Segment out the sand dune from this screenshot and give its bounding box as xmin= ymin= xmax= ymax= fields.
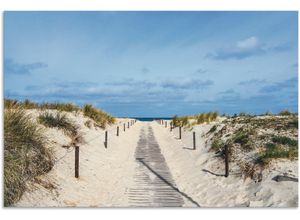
xmin=16 ymin=112 xmax=298 ymax=207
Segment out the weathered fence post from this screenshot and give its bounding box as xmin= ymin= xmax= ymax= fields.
xmin=117 ymin=126 xmax=119 ymax=136
xmin=75 ymin=146 xmax=79 ymax=178
xmin=165 ymin=121 xmax=167 ymax=128
xmin=225 ymin=144 xmax=229 ymax=177
xmin=128 ymin=122 xmax=130 ymax=128
xmin=179 ymin=126 xmax=182 ymax=139
xmin=104 ymin=131 xmax=108 ymax=148
xmin=193 ymin=132 xmax=196 ymax=150
xmin=170 ymin=122 xmax=173 ymax=132
xmin=124 ymin=123 xmax=126 ymax=132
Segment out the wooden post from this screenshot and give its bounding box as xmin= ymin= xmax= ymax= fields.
xmin=75 ymin=146 xmax=79 ymax=178
xmin=117 ymin=126 xmax=119 ymax=136
xmin=165 ymin=121 xmax=167 ymax=128
xmin=104 ymin=131 xmax=108 ymax=148
xmin=128 ymin=122 xmax=129 ymax=128
xmin=179 ymin=126 xmax=182 ymax=139
xmin=225 ymin=144 xmax=229 ymax=177
xmin=193 ymin=132 xmax=196 ymax=150
xmin=123 ymin=123 xmax=126 ymax=132
xmin=170 ymin=122 xmax=172 ymax=132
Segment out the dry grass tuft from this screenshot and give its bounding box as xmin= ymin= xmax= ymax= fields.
xmin=172 ymin=112 xmax=219 ymax=128
xmin=4 ymin=107 xmax=54 ymax=206
xmin=38 ymin=112 xmax=78 ymax=137
xmin=83 ymin=104 xmax=115 ymax=128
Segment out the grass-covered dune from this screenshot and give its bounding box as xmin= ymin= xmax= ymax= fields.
xmin=4 ymin=99 xmax=116 ymax=206
xmin=4 ymin=107 xmax=54 ymax=206
xmin=172 ymin=112 xmax=219 ymax=128
xmin=208 ymin=114 xmax=298 ymax=181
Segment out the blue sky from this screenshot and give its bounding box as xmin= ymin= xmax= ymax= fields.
xmin=4 ymin=11 xmax=298 ymax=117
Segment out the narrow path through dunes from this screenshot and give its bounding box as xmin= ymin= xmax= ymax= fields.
xmin=128 ymin=123 xmax=199 ymax=207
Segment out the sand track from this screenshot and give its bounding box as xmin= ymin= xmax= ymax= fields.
xmin=128 ymin=124 xmax=188 ymax=207
xmin=15 ymin=115 xmax=297 ymax=207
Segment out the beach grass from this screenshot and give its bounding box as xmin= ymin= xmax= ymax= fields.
xmin=38 ymin=112 xmax=78 ymax=137
xmin=4 ymin=107 xmax=54 ymax=206
xmin=83 ymin=104 xmax=115 ymax=128
xmin=4 ymin=99 xmax=81 ymax=112
xmin=172 ymin=112 xmax=219 ymax=128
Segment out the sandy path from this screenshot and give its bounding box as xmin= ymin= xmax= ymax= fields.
xmin=127 ymin=123 xmax=198 ymax=207
xmin=17 ymin=120 xmax=199 ymax=207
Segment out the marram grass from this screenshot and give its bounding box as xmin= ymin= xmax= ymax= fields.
xmin=4 ymin=107 xmax=54 ymax=206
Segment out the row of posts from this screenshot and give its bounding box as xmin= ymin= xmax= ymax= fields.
xmin=159 ymin=119 xmax=229 ymax=177
xmin=75 ymin=119 xmax=137 ymax=178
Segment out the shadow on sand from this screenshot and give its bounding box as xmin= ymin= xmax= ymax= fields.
xmin=136 ymin=158 xmax=200 ymax=207
xmin=202 ymin=169 xmax=225 ymax=177
xmin=182 ymin=147 xmax=195 ymax=150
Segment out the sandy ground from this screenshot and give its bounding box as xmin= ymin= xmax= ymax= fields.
xmin=153 ymin=121 xmax=298 ymax=207
xmin=16 ymin=113 xmax=298 ymax=207
xmin=17 ymin=110 xmax=141 ymax=207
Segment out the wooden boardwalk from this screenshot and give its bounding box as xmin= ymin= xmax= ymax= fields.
xmin=128 ymin=124 xmax=184 ymax=207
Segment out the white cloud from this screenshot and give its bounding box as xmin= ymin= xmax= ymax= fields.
xmin=236 ymin=36 xmax=259 ymax=50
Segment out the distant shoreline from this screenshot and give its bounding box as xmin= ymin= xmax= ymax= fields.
xmin=132 ymin=117 xmax=172 ymax=121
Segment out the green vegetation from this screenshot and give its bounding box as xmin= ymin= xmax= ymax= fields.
xmin=172 ymin=115 xmax=189 ymax=127
xmin=272 ymin=135 xmax=298 ymax=147
xmin=232 ymin=127 xmax=256 ymax=151
xmin=264 ymin=111 xmax=273 ymax=116
xmin=38 ymin=112 xmax=78 ymax=137
xmin=172 ymin=112 xmax=219 ymax=128
xmin=4 ymin=99 xmax=116 ymax=129
xmin=4 ymin=99 xmax=80 ymax=112
xmin=207 ymin=125 xmax=217 ymax=134
xmin=211 ymin=139 xmax=225 ymax=151
xmin=39 ymin=102 xmax=80 ymax=112
xmin=22 ymin=99 xmax=39 ymax=109
xmin=4 ymin=99 xmax=19 ymax=109
xmin=83 ymin=104 xmax=116 ymax=128
xmin=278 ymin=110 xmax=294 ymax=116
xmin=258 ymin=143 xmax=298 ymax=163
xmin=209 ymin=112 xmax=298 ymax=180
xmin=4 ymin=107 xmax=53 ymax=206
xmin=195 ymin=112 xmax=218 ymax=124
xmin=258 ymin=135 xmax=298 ymax=163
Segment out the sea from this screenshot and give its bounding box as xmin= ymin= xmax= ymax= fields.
xmin=133 ymin=117 xmax=173 ymax=122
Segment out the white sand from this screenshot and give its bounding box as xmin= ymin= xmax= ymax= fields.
xmin=152 ymin=121 xmax=298 ymax=207
xmin=17 ymin=111 xmax=140 ymax=207
xmin=16 ymin=114 xmax=298 ymax=207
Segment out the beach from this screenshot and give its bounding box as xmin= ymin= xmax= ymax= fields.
xmin=15 ymin=111 xmax=298 ymax=207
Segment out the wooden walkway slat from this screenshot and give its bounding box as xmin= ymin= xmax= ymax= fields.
xmin=127 ymin=125 xmax=184 ymax=207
